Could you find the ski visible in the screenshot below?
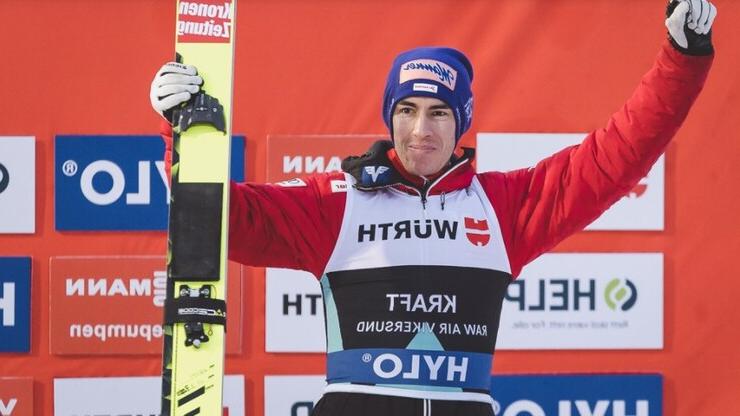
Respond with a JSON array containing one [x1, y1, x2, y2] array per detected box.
[[160, 1, 236, 415]]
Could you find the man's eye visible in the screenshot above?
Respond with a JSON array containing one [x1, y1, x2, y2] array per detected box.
[[432, 110, 450, 117], [397, 107, 413, 114]]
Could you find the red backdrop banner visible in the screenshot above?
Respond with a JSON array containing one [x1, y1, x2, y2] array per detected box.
[[0, 1, 738, 415]]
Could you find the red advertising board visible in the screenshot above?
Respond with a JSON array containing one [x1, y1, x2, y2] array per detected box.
[[266, 135, 385, 182], [49, 256, 242, 355], [0, 378, 33, 416]]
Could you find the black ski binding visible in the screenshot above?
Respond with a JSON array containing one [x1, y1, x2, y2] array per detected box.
[[164, 282, 226, 349], [179, 284, 213, 348], [184, 321, 209, 348], [174, 90, 226, 133]]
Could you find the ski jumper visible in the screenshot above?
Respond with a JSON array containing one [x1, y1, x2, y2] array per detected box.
[[161, 41, 712, 414]]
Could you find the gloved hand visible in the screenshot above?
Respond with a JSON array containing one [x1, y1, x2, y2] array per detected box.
[[665, 0, 717, 56], [149, 62, 203, 122]]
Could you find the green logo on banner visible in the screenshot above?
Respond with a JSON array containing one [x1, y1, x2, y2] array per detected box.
[[605, 278, 638, 311]]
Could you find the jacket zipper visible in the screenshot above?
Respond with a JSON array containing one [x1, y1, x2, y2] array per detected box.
[[419, 155, 470, 210]]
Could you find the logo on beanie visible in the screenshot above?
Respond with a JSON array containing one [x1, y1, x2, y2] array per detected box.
[[464, 97, 473, 124], [400, 59, 457, 91]]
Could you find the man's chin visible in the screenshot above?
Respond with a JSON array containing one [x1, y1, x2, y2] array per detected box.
[[410, 164, 441, 177]]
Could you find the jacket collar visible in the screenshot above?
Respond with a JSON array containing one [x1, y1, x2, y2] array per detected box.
[[341, 140, 476, 198]]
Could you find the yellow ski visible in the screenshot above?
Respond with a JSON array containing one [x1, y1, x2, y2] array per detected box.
[[160, 1, 236, 415]]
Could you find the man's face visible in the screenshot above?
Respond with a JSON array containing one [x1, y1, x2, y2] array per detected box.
[[392, 96, 456, 177]]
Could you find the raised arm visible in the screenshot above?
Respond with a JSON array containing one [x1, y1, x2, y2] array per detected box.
[[479, 1, 716, 277]]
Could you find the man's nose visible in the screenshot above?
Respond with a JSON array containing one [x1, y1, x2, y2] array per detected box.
[[412, 113, 432, 138]]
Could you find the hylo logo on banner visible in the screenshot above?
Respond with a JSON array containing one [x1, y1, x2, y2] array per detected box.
[[490, 374, 661, 416], [265, 374, 661, 416], [61, 158, 168, 207], [493, 399, 650, 416], [54, 135, 244, 231]]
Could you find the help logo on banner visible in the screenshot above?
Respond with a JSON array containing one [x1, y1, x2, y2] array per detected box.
[[265, 253, 662, 352], [49, 256, 243, 355], [476, 133, 665, 230], [497, 253, 663, 350]]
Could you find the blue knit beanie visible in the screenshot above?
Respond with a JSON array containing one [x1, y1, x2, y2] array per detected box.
[[382, 47, 474, 142]]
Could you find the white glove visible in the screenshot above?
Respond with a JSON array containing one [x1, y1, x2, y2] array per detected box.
[[149, 62, 203, 121], [665, 0, 717, 50]]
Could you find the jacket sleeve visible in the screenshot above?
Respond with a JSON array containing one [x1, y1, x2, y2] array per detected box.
[[159, 121, 345, 278], [227, 176, 346, 278], [478, 41, 713, 278]]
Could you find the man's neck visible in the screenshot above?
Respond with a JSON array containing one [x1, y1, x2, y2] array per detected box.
[[386, 148, 454, 186]]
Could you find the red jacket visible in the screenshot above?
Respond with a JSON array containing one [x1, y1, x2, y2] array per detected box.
[[162, 41, 713, 280]]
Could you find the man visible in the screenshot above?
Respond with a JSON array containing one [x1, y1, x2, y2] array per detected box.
[[150, 1, 716, 415]]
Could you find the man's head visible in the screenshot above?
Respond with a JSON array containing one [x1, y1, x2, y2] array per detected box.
[[382, 47, 474, 177]]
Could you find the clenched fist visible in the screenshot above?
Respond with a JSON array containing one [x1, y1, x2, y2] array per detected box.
[[666, 0, 717, 55]]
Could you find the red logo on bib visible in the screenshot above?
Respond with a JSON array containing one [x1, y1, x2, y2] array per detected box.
[[464, 217, 490, 247]]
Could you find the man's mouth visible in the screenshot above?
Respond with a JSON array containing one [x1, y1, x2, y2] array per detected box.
[[408, 143, 437, 152]]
